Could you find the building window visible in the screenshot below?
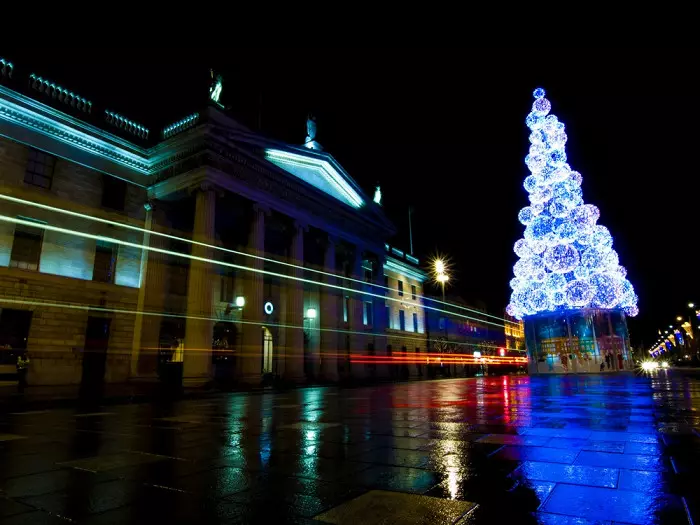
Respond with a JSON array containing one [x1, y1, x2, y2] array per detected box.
[[413, 312, 418, 333], [399, 310, 405, 331], [10, 225, 43, 271], [24, 149, 56, 189], [384, 275, 389, 289], [101, 175, 127, 211], [220, 274, 234, 302], [386, 305, 391, 329], [439, 317, 445, 330], [363, 260, 373, 283], [92, 242, 115, 283], [343, 296, 350, 323], [411, 285, 417, 300], [363, 301, 373, 326], [398, 280, 404, 297]]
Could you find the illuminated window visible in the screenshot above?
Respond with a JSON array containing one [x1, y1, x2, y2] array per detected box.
[[411, 285, 417, 300], [24, 149, 55, 189], [398, 280, 404, 297], [363, 301, 373, 325], [101, 175, 127, 211], [399, 310, 405, 331], [363, 260, 373, 283], [10, 225, 42, 271], [413, 312, 418, 333], [343, 296, 350, 323], [92, 242, 115, 283]]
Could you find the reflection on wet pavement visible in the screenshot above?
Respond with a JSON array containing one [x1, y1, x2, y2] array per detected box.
[[0, 371, 698, 524]]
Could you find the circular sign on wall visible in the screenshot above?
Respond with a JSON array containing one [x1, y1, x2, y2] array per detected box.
[[264, 301, 274, 315]]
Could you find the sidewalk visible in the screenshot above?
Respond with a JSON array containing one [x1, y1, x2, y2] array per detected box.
[[0, 381, 215, 412]]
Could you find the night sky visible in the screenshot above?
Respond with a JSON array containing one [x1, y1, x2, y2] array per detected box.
[[4, 48, 699, 348]]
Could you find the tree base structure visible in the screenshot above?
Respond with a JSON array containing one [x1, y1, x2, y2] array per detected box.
[[525, 309, 631, 374]]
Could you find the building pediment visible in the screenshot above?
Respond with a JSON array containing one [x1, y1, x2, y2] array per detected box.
[[263, 148, 364, 209]]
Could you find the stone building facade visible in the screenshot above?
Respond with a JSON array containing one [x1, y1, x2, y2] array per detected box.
[[0, 61, 430, 386]]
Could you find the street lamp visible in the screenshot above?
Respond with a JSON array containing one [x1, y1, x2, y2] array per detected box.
[[431, 257, 451, 303]]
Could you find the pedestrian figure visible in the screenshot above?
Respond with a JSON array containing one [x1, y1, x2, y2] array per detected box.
[[16, 352, 30, 393], [605, 353, 611, 370], [600, 362, 605, 372], [560, 353, 568, 372], [617, 352, 624, 370]]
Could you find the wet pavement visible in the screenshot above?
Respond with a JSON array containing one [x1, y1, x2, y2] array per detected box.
[[0, 371, 699, 524]]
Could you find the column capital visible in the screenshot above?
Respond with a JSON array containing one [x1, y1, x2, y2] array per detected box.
[[292, 219, 309, 233], [253, 202, 271, 215]]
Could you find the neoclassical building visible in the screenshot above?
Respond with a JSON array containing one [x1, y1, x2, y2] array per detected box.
[[0, 60, 430, 386]]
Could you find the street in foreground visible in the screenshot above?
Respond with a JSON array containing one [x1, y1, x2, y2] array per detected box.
[[0, 372, 699, 524]]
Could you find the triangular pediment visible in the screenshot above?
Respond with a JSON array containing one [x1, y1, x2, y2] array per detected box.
[[264, 148, 364, 209]]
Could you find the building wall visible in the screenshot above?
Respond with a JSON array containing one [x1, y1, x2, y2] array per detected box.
[[383, 257, 428, 375], [0, 136, 147, 384]]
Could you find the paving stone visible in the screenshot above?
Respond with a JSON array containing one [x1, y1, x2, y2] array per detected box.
[[314, 489, 476, 524]]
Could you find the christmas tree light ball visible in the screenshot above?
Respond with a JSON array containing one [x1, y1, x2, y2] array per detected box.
[[565, 279, 593, 307], [555, 221, 578, 243], [552, 166, 570, 183], [605, 250, 620, 268], [580, 246, 607, 271], [544, 243, 580, 273], [624, 305, 639, 317], [526, 112, 544, 130], [532, 97, 551, 116], [526, 154, 546, 173], [551, 291, 566, 305], [583, 204, 600, 223], [615, 265, 627, 278], [531, 203, 545, 216], [533, 87, 546, 99], [549, 150, 567, 167], [524, 175, 540, 193], [589, 274, 620, 309], [570, 171, 583, 186], [549, 130, 568, 148], [506, 304, 517, 317], [528, 239, 546, 254], [514, 238, 532, 257], [545, 272, 567, 292], [518, 207, 534, 225], [529, 143, 547, 157], [549, 199, 570, 218], [591, 228, 613, 250], [527, 215, 553, 242], [574, 265, 593, 280]]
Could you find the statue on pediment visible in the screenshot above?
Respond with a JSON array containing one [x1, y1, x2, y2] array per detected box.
[[209, 69, 223, 105], [304, 114, 323, 151]]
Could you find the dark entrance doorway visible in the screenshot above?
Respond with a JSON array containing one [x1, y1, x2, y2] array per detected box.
[[80, 316, 111, 397], [0, 309, 33, 378]]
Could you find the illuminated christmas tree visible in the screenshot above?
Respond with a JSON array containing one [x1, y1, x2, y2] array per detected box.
[[506, 88, 638, 321]]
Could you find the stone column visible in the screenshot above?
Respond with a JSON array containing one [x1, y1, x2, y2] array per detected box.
[[239, 204, 267, 384], [372, 253, 389, 379], [285, 221, 306, 382], [130, 203, 167, 379], [319, 235, 339, 381], [349, 245, 367, 380], [183, 186, 216, 386]]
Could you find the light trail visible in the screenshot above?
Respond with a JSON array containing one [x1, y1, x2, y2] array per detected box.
[[0, 193, 518, 327], [0, 213, 509, 329], [0, 296, 524, 353]]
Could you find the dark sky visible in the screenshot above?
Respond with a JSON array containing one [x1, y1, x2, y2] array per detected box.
[[4, 47, 699, 348]]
